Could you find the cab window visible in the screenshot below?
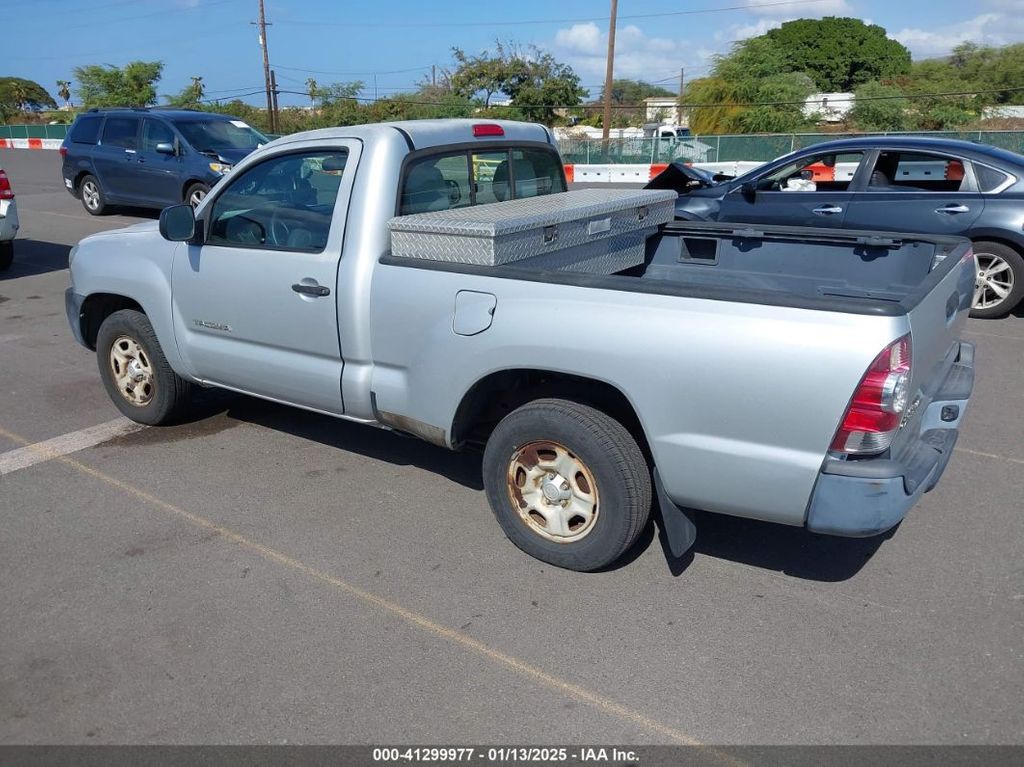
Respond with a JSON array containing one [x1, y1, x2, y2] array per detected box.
[[399, 147, 566, 216], [207, 150, 347, 252]]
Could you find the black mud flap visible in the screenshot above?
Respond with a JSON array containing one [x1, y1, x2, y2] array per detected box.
[[654, 468, 697, 558]]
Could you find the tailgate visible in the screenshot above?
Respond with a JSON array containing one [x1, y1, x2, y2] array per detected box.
[[903, 240, 975, 407]]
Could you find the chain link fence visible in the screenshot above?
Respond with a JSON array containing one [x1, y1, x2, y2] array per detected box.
[[557, 130, 1024, 164], [5, 124, 1024, 162]]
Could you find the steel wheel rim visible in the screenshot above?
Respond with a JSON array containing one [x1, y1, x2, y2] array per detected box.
[[506, 440, 599, 543], [109, 335, 156, 406], [188, 188, 206, 207], [82, 181, 99, 210], [974, 252, 1014, 309]]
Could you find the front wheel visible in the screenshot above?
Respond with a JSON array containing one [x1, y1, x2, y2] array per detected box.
[[971, 241, 1024, 318], [482, 398, 652, 571], [96, 309, 194, 425], [185, 182, 210, 208]]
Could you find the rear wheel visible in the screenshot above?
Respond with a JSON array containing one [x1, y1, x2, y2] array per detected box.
[[971, 241, 1024, 318], [96, 309, 194, 425], [0, 241, 12, 271], [482, 398, 652, 571], [79, 174, 107, 216]]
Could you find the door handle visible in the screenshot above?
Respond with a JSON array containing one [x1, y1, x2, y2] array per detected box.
[[291, 282, 330, 297], [936, 204, 969, 214], [812, 205, 843, 215]]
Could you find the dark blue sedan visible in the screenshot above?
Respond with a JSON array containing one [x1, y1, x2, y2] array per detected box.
[[660, 136, 1024, 318]]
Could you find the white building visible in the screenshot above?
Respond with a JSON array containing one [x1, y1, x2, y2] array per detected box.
[[644, 97, 687, 127], [803, 93, 854, 123], [982, 105, 1024, 119]]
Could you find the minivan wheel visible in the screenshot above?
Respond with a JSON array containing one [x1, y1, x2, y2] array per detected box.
[[970, 241, 1024, 319], [185, 182, 210, 208], [79, 174, 107, 216], [482, 398, 652, 572], [96, 309, 194, 425]]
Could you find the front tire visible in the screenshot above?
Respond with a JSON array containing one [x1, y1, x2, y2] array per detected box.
[[185, 182, 210, 208], [971, 241, 1024, 318], [96, 309, 194, 425], [0, 241, 12, 271], [482, 398, 652, 571], [79, 174, 107, 216]]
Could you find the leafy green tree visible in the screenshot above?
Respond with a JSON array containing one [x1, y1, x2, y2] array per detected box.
[[0, 77, 57, 113], [449, 43, 585, 122], [73, 61, 163, 107], [849, 80, 911, 131], [166, 76, 205, 107], [762, 17, 911, 91]]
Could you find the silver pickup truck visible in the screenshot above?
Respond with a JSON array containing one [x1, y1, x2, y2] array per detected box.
[[65, 119, 976, 571]]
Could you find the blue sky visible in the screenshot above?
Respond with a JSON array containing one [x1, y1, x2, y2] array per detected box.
[[7, 0, 1024, 108]]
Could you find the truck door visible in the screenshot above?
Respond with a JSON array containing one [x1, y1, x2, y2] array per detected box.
[[170, 141, 361, 414], [718, 150, 868, 228]]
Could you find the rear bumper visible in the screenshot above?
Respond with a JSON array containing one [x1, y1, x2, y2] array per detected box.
[[806, 341, 974, 537], [0, 198, 19, 241]]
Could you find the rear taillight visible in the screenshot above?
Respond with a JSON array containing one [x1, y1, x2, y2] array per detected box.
[[472, 123, 504, 137], [59, 146, 68, 159], [0, 170, 13, 200], [830, 335, 912, 454]]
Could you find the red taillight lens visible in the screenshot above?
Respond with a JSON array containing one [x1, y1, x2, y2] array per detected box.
[[0, 170, 13, 200], [830, 336, 911, 454], [59, 146, 68, 158], [472, 123, 504, 137]]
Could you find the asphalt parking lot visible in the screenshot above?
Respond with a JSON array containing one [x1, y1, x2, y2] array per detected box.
[[1, 148, 1022, 747]]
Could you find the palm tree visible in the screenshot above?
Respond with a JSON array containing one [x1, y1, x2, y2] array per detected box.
[[306, 78, 318, 110], [190, 76, 204, 103], [57, 80, 72, 109]]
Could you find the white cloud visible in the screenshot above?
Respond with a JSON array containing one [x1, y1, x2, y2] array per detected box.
[[745, 0, 852, 16], [549, 23, 699, 89], [893, 11, 1024, 58]]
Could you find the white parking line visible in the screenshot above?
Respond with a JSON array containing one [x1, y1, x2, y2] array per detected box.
[[0, 417, 147, 476]]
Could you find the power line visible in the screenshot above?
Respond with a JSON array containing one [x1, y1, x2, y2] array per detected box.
[[269, 0, 831, 28], [272, 64, 436, 76]]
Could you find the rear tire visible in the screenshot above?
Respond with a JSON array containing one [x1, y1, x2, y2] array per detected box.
[[0, 241, 12, 272], [96, 309, 194, 425], [79, 174, 107, 216], [970, 241, 1024, 318], [482, 398, 652, 571]]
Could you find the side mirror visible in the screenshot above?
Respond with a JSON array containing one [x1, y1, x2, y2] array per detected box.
[[155, 142, 176, 156], [741, 181, 758, 202], [159, 204, 196, 242]]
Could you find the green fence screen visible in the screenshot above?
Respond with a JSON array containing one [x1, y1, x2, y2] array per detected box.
[[4, 124, 1024, 162], [556, 130, 1024, 165]]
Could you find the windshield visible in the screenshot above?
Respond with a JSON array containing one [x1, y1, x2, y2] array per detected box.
[[176, 120, 267, 155]]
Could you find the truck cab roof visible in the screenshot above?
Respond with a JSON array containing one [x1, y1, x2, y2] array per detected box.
[[271, 119, 556, 152]]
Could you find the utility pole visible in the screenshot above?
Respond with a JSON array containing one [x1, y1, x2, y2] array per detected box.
[[270, 69, 280, 128], [252, 0, 275, 133], [678, 67, 685, 126], [432, 65, 436, 88], [601, 0, 618, 150]]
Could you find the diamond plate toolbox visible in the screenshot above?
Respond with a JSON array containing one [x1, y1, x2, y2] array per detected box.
[[388, 189, 677, 273]]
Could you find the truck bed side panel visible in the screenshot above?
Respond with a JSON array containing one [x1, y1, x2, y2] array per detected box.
[[368, 264, 907, 525]]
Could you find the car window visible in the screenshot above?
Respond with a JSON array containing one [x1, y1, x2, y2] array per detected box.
[[141, 120, 175, 153], [757, 151, 865, 192], [867, 151, 968, 192], [101, 117, 139, 150], [974, 163, 1012, 193], [68, 115, 102, 145], [399, 147, 566, 216], [176, 120, 267, 154], [206, 150, 347, 253]]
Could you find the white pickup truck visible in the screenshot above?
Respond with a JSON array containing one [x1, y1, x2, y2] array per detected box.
[[65, 119, 976, 571]]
